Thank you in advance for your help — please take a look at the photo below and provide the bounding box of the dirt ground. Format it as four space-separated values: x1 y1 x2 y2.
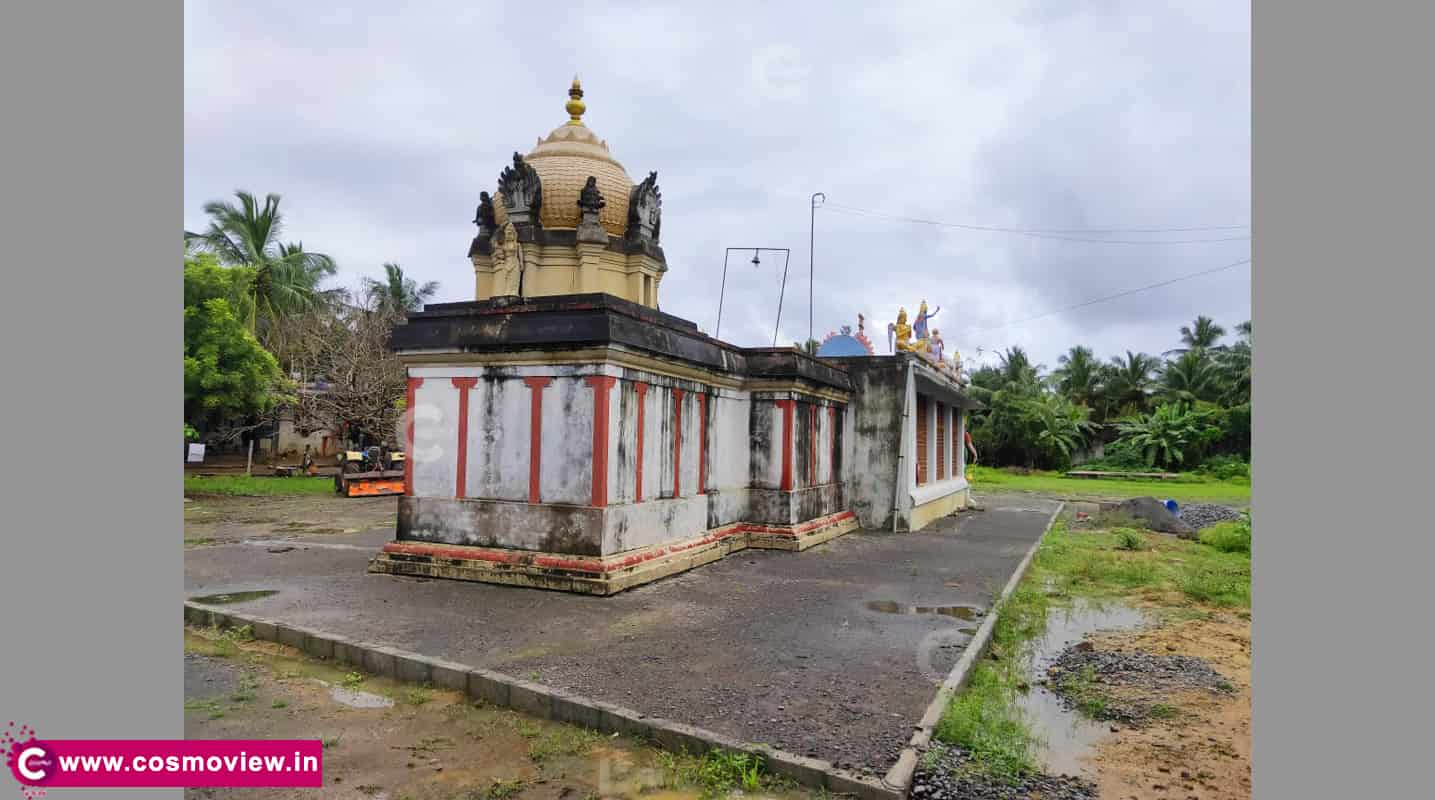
1085 610 1252 800
184 493 396 546
184 629 813 800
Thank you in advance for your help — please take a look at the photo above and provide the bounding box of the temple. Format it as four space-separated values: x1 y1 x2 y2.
368 80 979 595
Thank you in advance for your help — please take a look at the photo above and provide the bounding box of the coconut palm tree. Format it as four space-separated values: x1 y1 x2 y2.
364 262 440 315
1165 315 1227 356
1053 345 1102 407
1219 319 1252 405
1104 351 1160 415
184 191 339 330
996 346 1043 393
1159 349 1224 404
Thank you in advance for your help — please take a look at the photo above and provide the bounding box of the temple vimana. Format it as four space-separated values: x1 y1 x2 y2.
368 79 978 594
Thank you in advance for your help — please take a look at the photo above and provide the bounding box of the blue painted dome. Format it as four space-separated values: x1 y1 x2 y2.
816 334 871 357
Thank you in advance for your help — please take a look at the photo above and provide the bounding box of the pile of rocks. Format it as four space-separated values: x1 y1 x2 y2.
1045 644 1234 722
1178 503 1246 530
909 745 1096 800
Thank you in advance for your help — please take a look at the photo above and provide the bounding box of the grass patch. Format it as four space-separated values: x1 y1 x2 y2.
1055 665 1110 719
400 685 434 706
341 671 366 690
208 624 255 658
1199 520 1252 554
966 465 1250 502
527 726 600 764
230 671 259 703
1148 703 1179 719
1035 522 1250 608
1113 528 1149 551
184 475 335 497
654 748 783 799
468 778 527 800
271 699 289 709
933 587 1047 784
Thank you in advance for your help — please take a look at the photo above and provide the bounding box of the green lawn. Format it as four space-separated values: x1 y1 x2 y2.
184 474 335 497
965 465 1250 503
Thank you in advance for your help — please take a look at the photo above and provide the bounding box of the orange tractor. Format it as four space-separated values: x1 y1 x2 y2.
334 446 406 497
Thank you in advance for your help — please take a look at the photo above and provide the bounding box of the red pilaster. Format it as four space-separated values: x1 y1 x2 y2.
809 403 818 486
585 376 618 507
404 377 424 496
634 382 648 501
451 377 478 498
777 399 795 491
697 392 708 494
672 388 685 497
522 377 552 504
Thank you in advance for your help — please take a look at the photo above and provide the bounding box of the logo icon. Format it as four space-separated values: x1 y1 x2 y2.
3 723 49 799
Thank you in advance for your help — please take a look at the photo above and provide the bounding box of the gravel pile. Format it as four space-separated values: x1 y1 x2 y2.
910 745 1096 800
1045 645 1234 722
1178 503 1246 530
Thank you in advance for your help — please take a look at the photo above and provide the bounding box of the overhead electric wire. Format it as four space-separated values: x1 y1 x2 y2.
962 257 1251 334
819 202 1250 244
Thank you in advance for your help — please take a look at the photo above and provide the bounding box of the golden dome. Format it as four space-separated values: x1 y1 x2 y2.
493 77 632 236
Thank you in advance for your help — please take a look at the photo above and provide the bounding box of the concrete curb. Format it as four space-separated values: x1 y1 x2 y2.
183 602 895 800
881 502 1065 795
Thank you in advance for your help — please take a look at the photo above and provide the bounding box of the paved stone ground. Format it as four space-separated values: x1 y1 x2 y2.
184 494 1059 777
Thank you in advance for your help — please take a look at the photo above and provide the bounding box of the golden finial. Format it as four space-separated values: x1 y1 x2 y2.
565 75 586 125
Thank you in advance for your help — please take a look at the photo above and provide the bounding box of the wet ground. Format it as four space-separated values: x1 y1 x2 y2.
1080 612 1252 799
184 493 397 547
1020 600 1149 778
185 494 1061 776
184 631 814 800
912 597 1251 799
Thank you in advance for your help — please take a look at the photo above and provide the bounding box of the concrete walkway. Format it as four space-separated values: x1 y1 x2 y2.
184 494 1060 776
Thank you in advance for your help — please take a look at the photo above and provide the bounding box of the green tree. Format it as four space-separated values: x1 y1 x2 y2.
184 191 340 357
1166 315 1227 355
1218 319 1252 405
1024 392 1097 468
184 256 289 435
1053 345 1101 407
363 262 440 315
1113 403 1223 469
1104 351 1160 415
996 347 1043 394
1159 349 1225 404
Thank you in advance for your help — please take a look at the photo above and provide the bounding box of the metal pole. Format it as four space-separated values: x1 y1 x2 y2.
773 249 791 347
809 192 825 349
716 248 733 338
246 439 254 477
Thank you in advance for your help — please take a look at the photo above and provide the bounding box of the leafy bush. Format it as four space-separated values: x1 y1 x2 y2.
1113 528 1149 551
1199 520 1251 554
1113 403 1223 469
1085 438 1150 470
1197 454 1249 481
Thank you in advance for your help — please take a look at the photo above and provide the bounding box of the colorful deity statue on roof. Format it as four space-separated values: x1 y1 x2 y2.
890 308 926 354
913 300 940 341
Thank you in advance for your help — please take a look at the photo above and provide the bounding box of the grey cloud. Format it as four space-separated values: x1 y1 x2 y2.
185 0 1249 368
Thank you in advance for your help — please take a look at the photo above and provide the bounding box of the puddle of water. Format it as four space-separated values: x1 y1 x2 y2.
188 590 278 605
866 600 984 620
326 683 394 709
1016 599 1147 778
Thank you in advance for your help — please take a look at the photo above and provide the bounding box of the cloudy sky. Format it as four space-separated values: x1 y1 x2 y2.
184 1 1249 371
